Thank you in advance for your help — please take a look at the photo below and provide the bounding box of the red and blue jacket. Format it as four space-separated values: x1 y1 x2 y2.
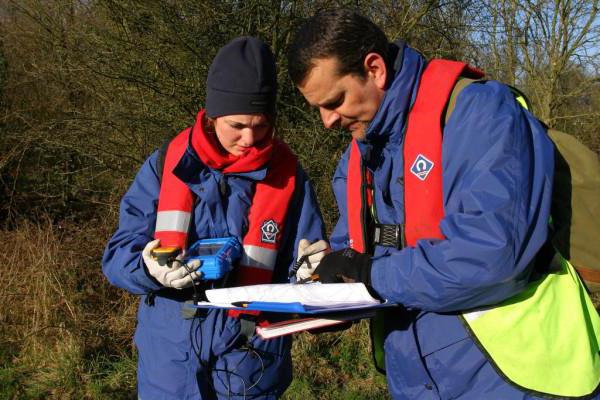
102 117 326 399
331 43 557 399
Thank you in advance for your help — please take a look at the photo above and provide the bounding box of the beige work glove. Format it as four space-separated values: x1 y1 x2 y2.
142 239 201 289
295 239 331 280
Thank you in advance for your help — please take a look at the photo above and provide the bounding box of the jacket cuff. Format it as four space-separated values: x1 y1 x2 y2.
370 256 390 300
133 255 163 293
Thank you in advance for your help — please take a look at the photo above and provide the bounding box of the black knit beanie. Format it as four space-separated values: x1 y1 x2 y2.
206 36 277 118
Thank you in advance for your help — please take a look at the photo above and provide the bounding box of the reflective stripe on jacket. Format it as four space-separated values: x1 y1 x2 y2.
155 115 298 288
102 134 325 399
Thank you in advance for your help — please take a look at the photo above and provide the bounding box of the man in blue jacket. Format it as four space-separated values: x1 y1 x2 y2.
288 10 599 400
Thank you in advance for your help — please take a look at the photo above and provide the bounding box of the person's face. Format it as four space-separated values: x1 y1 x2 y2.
213 114 271 156
298 55 387 141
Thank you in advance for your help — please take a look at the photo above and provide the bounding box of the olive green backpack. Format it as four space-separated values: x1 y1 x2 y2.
448 79 600 293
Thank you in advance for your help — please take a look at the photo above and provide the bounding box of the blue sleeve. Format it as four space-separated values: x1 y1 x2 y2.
329 146 352 251
276 165 327 282
102 152 162 294
371 81 555 312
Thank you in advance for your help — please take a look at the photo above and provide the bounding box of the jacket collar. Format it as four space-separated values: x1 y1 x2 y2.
364 42 426 147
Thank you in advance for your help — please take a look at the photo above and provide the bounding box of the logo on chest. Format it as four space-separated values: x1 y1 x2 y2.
260 219 279 244
410 154 435 181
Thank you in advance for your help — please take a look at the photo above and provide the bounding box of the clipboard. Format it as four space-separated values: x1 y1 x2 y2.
194 282 394 316
193 300 395 315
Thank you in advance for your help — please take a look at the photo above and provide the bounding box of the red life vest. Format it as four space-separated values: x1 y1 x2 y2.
347 59 484 250
155 113 297 289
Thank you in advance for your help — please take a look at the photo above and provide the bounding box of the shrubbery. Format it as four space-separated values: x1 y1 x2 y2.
1 1 598 398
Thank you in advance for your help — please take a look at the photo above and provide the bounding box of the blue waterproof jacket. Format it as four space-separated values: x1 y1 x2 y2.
103 138 325 399
330 43 566 399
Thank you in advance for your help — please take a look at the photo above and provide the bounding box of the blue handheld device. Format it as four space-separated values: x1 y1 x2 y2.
185 237 242 281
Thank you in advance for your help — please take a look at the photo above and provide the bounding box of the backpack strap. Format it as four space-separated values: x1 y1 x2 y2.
444 79 533 124
156 137 172 181
444 77 483 124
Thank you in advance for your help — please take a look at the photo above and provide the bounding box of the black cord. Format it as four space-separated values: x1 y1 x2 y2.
172 259 202 302
175 258 267 398
240 346 265 392
188 309 267 399
174 255 265 399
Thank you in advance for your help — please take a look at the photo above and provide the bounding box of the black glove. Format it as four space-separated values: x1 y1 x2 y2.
314 248 372 285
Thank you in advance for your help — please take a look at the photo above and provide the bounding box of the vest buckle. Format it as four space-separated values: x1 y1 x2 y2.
373 224 404 249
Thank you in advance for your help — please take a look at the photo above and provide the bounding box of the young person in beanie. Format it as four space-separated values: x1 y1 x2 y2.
103 36 326 399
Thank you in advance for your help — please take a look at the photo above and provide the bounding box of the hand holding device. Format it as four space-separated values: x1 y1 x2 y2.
143 239 201 289
150 245 181 266
292 239 331 280
185 237 242 281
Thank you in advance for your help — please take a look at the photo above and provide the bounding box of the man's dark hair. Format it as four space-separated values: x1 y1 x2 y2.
288 10 389 85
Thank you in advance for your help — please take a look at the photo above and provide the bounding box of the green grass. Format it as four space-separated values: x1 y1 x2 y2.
0 361 21 400
0 344 137 400
0 323 386 400
283 323 390 400
84 355 137 400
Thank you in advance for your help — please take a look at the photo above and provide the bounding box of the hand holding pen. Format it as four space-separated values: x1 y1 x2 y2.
289 239 331 281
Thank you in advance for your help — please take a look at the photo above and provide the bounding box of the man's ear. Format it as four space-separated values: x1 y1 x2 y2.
364 53 387 89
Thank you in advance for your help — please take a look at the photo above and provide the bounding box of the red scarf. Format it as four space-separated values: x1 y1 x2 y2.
191 110 274 174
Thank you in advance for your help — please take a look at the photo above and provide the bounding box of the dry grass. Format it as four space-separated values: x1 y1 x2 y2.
0 219 138 399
